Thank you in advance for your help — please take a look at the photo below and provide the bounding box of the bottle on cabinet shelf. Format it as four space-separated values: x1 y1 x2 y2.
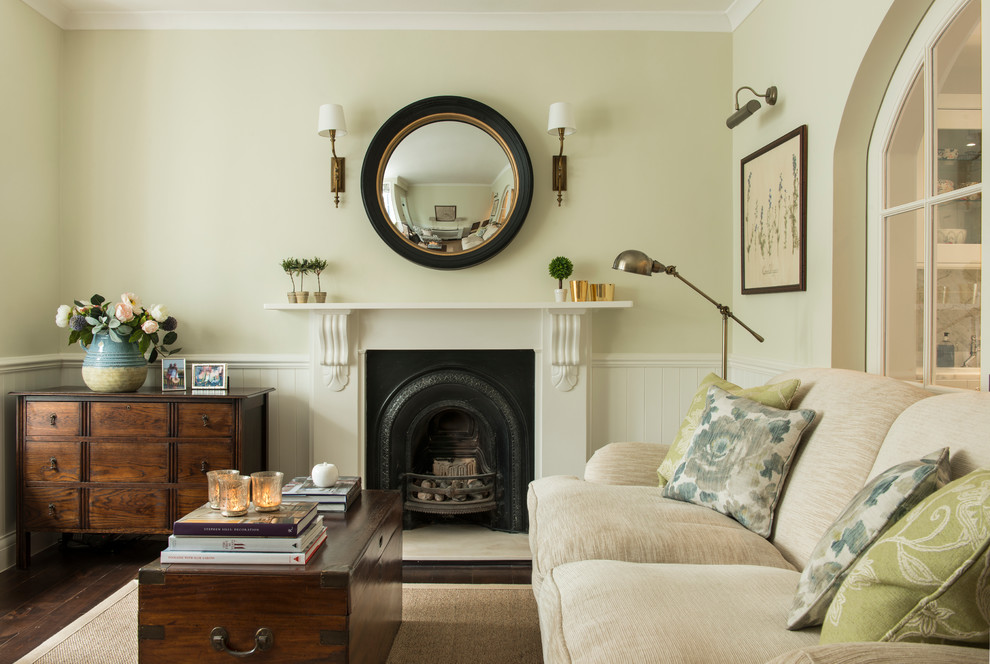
937 331 956 368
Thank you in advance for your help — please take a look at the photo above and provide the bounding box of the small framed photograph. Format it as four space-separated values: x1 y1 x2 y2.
191 363 228 389
434 205 456 221
162 358 186 391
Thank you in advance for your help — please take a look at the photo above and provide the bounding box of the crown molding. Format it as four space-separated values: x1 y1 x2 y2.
20 1 760 32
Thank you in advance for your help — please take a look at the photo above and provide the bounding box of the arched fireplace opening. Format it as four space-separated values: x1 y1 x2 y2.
365 350 534 533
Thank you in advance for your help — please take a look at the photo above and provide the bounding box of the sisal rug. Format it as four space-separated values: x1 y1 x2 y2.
16 582 542 664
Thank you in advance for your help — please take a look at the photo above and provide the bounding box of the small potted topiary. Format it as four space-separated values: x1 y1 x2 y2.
309 257 329 303
281 257 301 302
548 256 574 302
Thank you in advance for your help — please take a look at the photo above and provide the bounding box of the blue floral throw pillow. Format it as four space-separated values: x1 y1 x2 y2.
785 448 950 630
662 385 817 538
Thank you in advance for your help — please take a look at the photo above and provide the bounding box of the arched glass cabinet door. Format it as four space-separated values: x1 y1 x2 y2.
361 96 534 269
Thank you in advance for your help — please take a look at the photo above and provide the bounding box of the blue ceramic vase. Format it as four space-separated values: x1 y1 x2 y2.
81 332 148 392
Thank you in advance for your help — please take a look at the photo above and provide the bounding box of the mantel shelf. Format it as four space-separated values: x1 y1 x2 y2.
264 300 632 392
264 301 632 312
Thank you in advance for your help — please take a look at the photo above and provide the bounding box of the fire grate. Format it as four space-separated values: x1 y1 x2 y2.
404 470 496 515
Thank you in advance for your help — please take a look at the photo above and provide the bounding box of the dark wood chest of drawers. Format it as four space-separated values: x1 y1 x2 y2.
14 386 273 568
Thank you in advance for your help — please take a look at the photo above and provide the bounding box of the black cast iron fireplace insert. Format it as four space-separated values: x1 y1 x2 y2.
365 349 534 533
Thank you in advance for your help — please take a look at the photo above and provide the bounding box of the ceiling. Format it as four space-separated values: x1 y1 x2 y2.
22 0 762 31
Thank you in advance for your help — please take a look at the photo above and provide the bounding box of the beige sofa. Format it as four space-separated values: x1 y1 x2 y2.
528 368 990 663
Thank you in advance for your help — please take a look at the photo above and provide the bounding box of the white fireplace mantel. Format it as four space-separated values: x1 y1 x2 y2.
264 300 632 479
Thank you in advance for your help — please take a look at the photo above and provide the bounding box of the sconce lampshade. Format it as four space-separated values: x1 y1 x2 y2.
547 102 577 136
318 104 347 137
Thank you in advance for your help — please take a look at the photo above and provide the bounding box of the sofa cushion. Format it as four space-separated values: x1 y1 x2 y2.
786 448 951 629
539 560 819 664
528 475 794 598
764 369 933 570
657 373 801 486
821 468 990 646
663 386 817 537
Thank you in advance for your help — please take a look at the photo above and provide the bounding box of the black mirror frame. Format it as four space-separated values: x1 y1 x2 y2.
361 96 534 270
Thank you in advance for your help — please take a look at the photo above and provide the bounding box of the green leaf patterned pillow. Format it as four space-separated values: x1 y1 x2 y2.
786 448 951 630
661 386 816 538
657 374 801 487
821 468 990 646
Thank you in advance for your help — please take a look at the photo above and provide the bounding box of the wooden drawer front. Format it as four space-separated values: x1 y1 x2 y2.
23 442 82 482
91 402 168 437
25 402 81 437
22 486 81 530
175 487 209 519
137 613 348 664
177 403 233 438
89 488 169 530
90 442 168 482
176 442 234 483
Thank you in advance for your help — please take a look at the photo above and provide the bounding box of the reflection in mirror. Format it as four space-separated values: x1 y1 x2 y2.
381 121 515 254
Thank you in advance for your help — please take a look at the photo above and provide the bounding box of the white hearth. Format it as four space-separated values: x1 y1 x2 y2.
265 301 631 480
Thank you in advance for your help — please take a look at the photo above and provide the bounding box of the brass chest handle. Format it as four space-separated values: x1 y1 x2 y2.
200 460 209 473
49 457 58 471
202 414 210 427
210 627 273 657
49 413 57 426
48 503 56 517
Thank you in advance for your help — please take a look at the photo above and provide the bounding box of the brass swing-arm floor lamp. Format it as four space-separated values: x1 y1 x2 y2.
612 249 764 379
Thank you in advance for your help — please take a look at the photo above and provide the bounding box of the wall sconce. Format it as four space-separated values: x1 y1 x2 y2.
726 85 778 129
547 102 576 206
318 103 347 207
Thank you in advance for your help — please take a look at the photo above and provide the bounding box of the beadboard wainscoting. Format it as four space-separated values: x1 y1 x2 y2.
0 352 790 570
588 354 793 460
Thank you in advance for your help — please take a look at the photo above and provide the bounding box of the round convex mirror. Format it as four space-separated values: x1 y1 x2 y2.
361 96 533 269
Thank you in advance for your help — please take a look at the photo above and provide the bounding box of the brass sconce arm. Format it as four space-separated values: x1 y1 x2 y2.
318 103 348 208
547 102 576 206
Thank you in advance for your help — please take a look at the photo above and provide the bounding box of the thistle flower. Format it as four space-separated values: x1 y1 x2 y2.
70 315 87 331
161 316 178 332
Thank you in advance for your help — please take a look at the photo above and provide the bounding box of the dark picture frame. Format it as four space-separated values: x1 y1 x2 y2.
191 363 228 389
434 205 456 221
740 125 807 294
161 358 186 391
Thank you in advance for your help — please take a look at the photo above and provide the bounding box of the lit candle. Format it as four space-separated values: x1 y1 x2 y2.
207 469 239 509
219 475 251 517
251 471 284 512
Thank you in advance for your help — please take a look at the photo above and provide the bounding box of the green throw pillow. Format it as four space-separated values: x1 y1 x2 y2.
657 373 801 487
662 386 817 538
786 448 951 630
821 468 990 646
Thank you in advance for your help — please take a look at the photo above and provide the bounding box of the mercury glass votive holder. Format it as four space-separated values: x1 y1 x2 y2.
251 471 284 512
207 469 240 510
219 475 251 517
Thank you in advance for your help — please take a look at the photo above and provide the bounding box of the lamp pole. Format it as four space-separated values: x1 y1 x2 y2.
612 250 764 379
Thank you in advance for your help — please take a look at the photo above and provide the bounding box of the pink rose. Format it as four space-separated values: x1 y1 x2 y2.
142 320 159 334
115 302 134 322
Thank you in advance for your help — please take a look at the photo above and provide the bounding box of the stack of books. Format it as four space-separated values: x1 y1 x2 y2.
160 501 326 565
281 475 362 512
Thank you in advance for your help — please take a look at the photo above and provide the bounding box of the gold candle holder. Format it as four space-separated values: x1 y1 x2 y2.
207 469 239 510
569 280 589 302
590 283 616 301
219 475 251 517
251 471 284 512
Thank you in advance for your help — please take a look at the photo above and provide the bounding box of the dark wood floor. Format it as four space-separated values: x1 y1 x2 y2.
0 534 531 661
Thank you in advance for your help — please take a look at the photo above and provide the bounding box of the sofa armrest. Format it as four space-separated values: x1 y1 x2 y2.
583 441 670 486
765 642 989 664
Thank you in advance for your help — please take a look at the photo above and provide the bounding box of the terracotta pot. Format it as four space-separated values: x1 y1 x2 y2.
312 292 327 303
293 291 310 303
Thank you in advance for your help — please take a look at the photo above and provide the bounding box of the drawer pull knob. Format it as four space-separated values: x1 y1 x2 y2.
48 503 56 517
49 457 58 471
210 626 273 657
200 460 209 473
49 413 57 426
202 415 210 426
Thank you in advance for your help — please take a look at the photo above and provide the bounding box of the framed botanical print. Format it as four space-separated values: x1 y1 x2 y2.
740 125 808 294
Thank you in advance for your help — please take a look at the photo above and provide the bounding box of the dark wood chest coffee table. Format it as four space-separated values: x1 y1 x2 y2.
138 490 402 664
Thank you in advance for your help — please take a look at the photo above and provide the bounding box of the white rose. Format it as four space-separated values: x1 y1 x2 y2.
148 304 169 322
55 304 72 328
